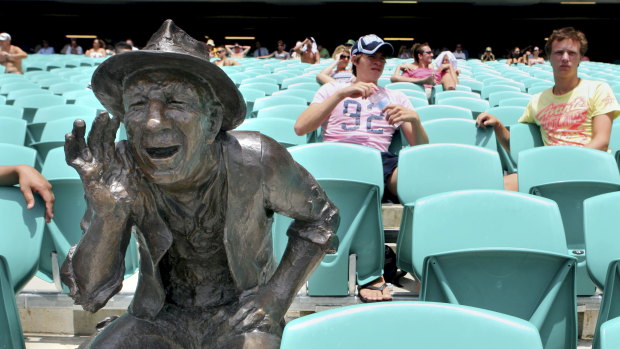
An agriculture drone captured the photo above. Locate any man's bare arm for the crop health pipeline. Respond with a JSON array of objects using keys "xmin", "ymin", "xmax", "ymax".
[{"xmin": 585, "ymin": 112, "xmax": 614, "ymax": 151}]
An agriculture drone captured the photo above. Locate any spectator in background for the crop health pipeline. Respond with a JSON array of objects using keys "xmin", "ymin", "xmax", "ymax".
[
  {"xmin": 391, "ymin": 42, "xmax": 456, "ymax": 96},
  {"xmin": 344, "ymin": 39, "xmax": 356, "ymax": 49},
  {"xmin": 225, "ymin": 43, "xmax": 251, "ymax": 58},
  {"xmin": 294, "ymin": 37, "xmax": 320, "ymax": 64},
  {"xmin": 453, "ymin": 43, "xmax": 468, "ymax": 59},
  {"xmin": 85, "ymin": 38, "xmax": 107, "ymax": 58},
  {"xmin": 318, "ymin": 44, "xmax": 330, "ymax": 59},
  {"xmin": 36, "ymin": 40, "xmax": 55, "ymax": 54},
  {"xmin": 481, "ymin": 46, "xmax": 495, "ymax": 62},
  {"xmin": 252, "ymin": 41, "xmax": 269, "ymax": 57},
  {"xmin": 316, "ymin": 47, "xmax": 353, "ymax": 84},
  {"xmin": 433, "ymin": 51, "xmax": 459, "ymax": 88},
  {"xmin": 477, "ymin": 27, "xmax": 620, "ymax": 191},
  {"xmin": 125, "ymin": 39, "xmax": 139, "ymax": 51},
  {"xmin": 257, "ymin": 41, "xmax": 290, "ymax": 60},
  {"xmin": 295, "ymin": 34, "xmax": 428, "ymax": 302},
  {"xmin": 0, "ymin": 165, "xmax": 54, "ymax": 223},
  {"xmin": 0, "ymin": 32, "xmax": 27, "ymax": 74},
  {"xmin": 397, "ymin": 45, "xmax": 410, "ymax": 59},
  {"xmin": 205, "ymin": 38, "xmax": 216, "ymax": 58},
  {"xmin": 213, "ymin": 46, "xmax": 240, "ymax": 66},
  {"xmin": 61, "ymin": 39, "xmax": 83, "ymax": 55},
  {"xmin": 507, "ymin": 46, "xmax": 526, "ymax": 65},
  {"xmin": 114, "ymin": 41, "xmax": 133, "ymax": 54},
  {"xmin": 528, "ymin": 46, "xmax": 545, "ymax": 65}
]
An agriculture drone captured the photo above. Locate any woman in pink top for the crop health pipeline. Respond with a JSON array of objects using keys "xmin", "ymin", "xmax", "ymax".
[{"xmin": 390, "ymin": 43, "xmax": 457, "ymax": 92}]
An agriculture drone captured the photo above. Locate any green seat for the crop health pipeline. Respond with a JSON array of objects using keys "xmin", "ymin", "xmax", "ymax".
[
  {"xmin": 0, "ymin": 186, "xmax": 46, "ymax": 293},
  {"xmin": 286, "ymin": 82, "xmax": 320, "ymax": 92},
  {"xmin": 0, "ymin": 256, "xmax": 26, "ymax": 349},
  {"xmin": 519, "ymin": 146, "xmax": 620, "ymax": 296},
  {"xmin": 239, "ymin": 76, "xmax": 278, "ymax": 86},
  {"xmin": 422, "ymin": 118, "xmax": 496, "ymax": 151},
  {"xmin": 251, "ymin": 95, "xmax": 306, "ymax": 116},
  {"xmin": 36, "ymin": 77, "xmax": 68, "ymax": 90},
  {"xmin": 48, "ymin": 82, "xmax": 85, "ymax": 95},
  {"xmin": 256, "ymin": 105, "xmax": 307, "ymax": 121},
  {"xmin": 238, "ymin": 82, "xmax": 279, "ymax": 96},
  {"xmin": 281, "ymin": 76, "xmax": 317, "ymax": 89},
  {"xmin": 609, "ymin": 123, "xmax": 620, "ymax": 173},
  {"xmin": 28, "ymin": 104, "xmax": 97, "ymax": 143},
  {"xmin": 499, "ymin": 97, "xmax": 532, "ymax": 107},
  {"xmin": 396, "ymin": 89, "xmax": 427, "ymax": 99},
  {"xmin": 434, "ymin": 90, "xmax": 481, "ymax": 104},
  {"xmin": 396, "ymin": 145, "xmax": 504, "ymax": 275},
  {"xmin": 410, "ymin": 190, "xmax": 576, "ymax": 349},
  {"xmin": 438, "ymin": 97, "xmax": 489, "ymax": 118},
  {"xmin": 6, "ymin": 89, "xmax": 51, "ymax": 104},
  {"xmin": 458, "ymin": 79, "xmax": 484, "ymax": 93},
  {"xmin": 272, "ymin": 143, "xmax": 384, "ymax": 296},
  {"xmin": 408, "ymin": 96, "xmax": 428, "ymax": 108},
  {"xmin": 13, "ymin": 94, "xmax": 66, "ymax": 123},
  {"xmin": 481, "ymin": 84, "xmax": 521, "ymax": 99},
  {"xmin": 485, "ymin": 106, "xmax": 525, "ymax": 127},
  {"xmin": 0, "ymin": 144, "xmax": 37, "ymax": 167},
  {"xmin": 583, "ymin": 192, "xmax": 620, "ymax": 349},
  {"xmin": 73, "ymin": 94, "xmax": 106, "ymax": 113},
  {"xmin": 385, "ymin": 82, "xmax": 425, "ymax": 94},
  {"xmin": 529, "ymin": 85, "xmax": 553, "ymax": 94},
  {"xmin": 600, "ymin": 317, "xmax": 620, "ymax": 349},
  {"xmin": 485, "ymin": 80, "xmax": 526, "ymax": 92},
  {"xmin": 488, "ymin": 91, "xmax": 531, "ymax": 107},
  {"xmin": 0, "ymin": 105, "xmax": 24, "ymax": 119},
  {"xmin": 31, "ymin": 115, "xmax": 96, "ymax": 164},
  {"xmin": 238, "ymin": 87, "xmax": 266, "ymax": 119},
  {"xmin": 62, "ymin": 89, "xmax": 94, "ymax": 104},
  {"xmin": 416, "ymin": 105, "xmax": 472, "ymax": 122},
  {"xmin": 0, "ymin": 117, "xmax": 27, "ymax": 146},
  {"xmin": 272, "ymin": 88, "xmax": 315, "ymax": 104},
  {"xmin": 38, "ymin": 148, "xmax": 140, "ymax": 290},
  {"xmin": 281, "ymin": 302, "xmax": 544, "ymax": 349},
  {"xmin": 0, "ymin": 82, "xmax": 39, "ymax": 96},
  {"xmin": 235, "ymin": 118, "xmax": 306, "ymax": 148}
]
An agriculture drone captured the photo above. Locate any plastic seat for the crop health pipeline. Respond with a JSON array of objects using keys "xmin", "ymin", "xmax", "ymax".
[
  {"xmin": 0, "ymin": 105, "xmax": 24, "ymax": 119},
  {"xmin": 48, "ymin": 82, "xmax": 86, "ymax": 95},
  {"xmin": 31, "ymin": 115, "xmax": 96, "ymax": 163},
  {"xmin": 256, "ymin": 105, "xmax": 307, "ymax": 121},
  {"xmin": 396, "ymin": 145, "xmax": 504, "ymax": 276},
  {"xmin": 0, "ymin": 144, "xmax": 37, "ymax": 167},
  {"xmin": 422, "ymin": 118, "xmax": 496, "ymax": 151},
  {"xmin": 396, "ymin": 89, "xmax": 427, "ymax": 100},
  {"xmin": 0, "ymin": 255, "xmax": 26, "ymax": 349},
  {"xmin": 0, "ymin": 117, "xmax": 27, "ymax": 146},
  {"xmin": 235, "ymin": 118, "xmax": 306, "ymax": 148},
  {"xmin": 488, "ymin": 91, "xmax": 531, "ymax": 107},
  {"xmin": 529, "ymin": 85, "xmax": 553, "ymax": 94},
  {"xmin": 407, "ymin": 190, "xmax": 576, "ymax": 349},
  {"xmin": 5, "ymin": 89, "xmax": 52, "ymax": 105},
  {"xmin": 438, "ymin": 97, "xmax": 489, "ymax": 118},
  {"xmin": 499, "ymin": 97, "xmax": 531, "ymax": 107},
  {"xmin": 408, "ymin": 96, "xmax": 429, "ymax": 108},
  {"xmin": 281, "ymin": 76, "xmax": 317, "ymax": 89},
  {"xmin": 416, "ymin": 105, "xmax": 472, "ymax": 122},
  {"xmin": 481, "ymin": 84, "xmax": 521, "ymax": 99},
  {"xmin": 507, "ymin": 123, "xmax": 543, "ymax": 168},
  {"xmin": 28, "ymin": 104, "xmax": 97, "ymax": 144},
  {"xmin": 36, "ymin": 77, "xmax": 68, "ymax": 89},
  {"xmin": 272, "ymin": 88, "xmax": 315, "ymax": 104},
  {"xmin": 239, "ymin": 76, "xmax": 278, "ymax": 86},
  {"xmin": 519, "ymin": 146, "xmax": 620, "ymax": 296},
  {"xmin": 73, "ymin": 94, "xmax": 106, "ymax": 112},
  {"xmin": 62, "ymin": 89, "xmax": 94, "ymax": 104},
  {"xmin": 434, "ymin": 90, "xmax": 481, "ymax": 104},
  {"xmin": 286, "ymin": 82, "xmax": 321, "ymax": 92},
  {"xmin": 281, "ymin": 302, "xmax": 544, "ymax": 349},
  {"xmin": 12, "ymin": 94, "xmax": 66, "ymax": 123},
  {"xmin": 600, "ymin": 317, "xmax": 620, "ymax": 349},
  {"xmin": 37, "ymin": 148, "xmax": 140, "ymax": 291},
  {"xmin": 583, "ymin": 192, "xmax": 620, "ymax": 349},
  {"xmin": 251, "ymin": 95, "xmax": 307, "ymax": 115},
  {"xmin": 485, "ymin": 106, "xmax": 525, "ymax": 127},
  {"xmin": 458, "ymin": 79, "xmax": 484, "ymax": 93},
  {"xmin": 0, "ymin": 82, "xmax": 40, "ymax": 96},
  {"xmin": 610, "ymin": 123, "xmax": 620, "ymax": 173},
  {"xmin": 238, "ymin": 87, "xmax": 266, "ymax": 119},
  {"xmin": 272, "ymin": 143, "xmax": 385, "ymax": 296},
  {"xmin": 238, "ymin": 82, "xmax": 279, "ymax": 96},
  {"xmin": 385, "ymin": 82, "xmax": 426, "ymax": 94}
]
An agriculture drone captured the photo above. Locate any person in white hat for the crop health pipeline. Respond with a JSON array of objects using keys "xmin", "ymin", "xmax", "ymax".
[
  {"xmin": 61, "ymin": 20, "xmax": 338, "ymax": 348},
  {"xmin": 296, "ymin": 34, "xmax": 428, "ymax": 303},
  {"xmin": 0, "ymin": 32, "xmax": 28, "ymax": 74}
]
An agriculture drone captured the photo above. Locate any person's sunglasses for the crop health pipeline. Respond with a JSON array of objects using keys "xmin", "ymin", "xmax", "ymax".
[
  {"xmin": 424, "ymin": 50, "xmax": 433, "ymax": 54},
  {"xmin": 217, "ymin": 50, "xmax": 225, "ymax": 53},
  {"xmin": 339, "ymin": 54, "xmax": 350, "ymax": 60}
]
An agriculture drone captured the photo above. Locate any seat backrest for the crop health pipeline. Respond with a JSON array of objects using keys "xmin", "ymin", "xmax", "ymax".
[
  {"xmin": 281, "ymin": 302, "xmax": 544, "ymax": 349},
  {"xmin": 32, "ymin": 104, "xmax": 97, "ymax": 124},
  {"xmin": 508, "ymin": 123, "xmax": 543, "ymax": 165},
  {"xmin": 48, "ymin": 82, "xmax": 85, "ymax": 95},
  {"xmin": 0, "ymin": 185, "xmax": 46, "ymax": 293},
  {"xmin": 481, "ymin": 84, "xmax": 521, "ymax": 99},
  {"xmin": 385, "ymin": 82, "xmax": 425, "ymax": 93},
  {"xmin": 600, "ymin": 317, "xmax": 620, "ymax": 349},
  {"xmin": 438, "ymin": 97, "xmax": 489, "ymax": 117},
  {"xmin": 256, "ymin": 104, "xmax": 307, "ymax": 121},
  {"xmin": 272, "ymin": 88, "xmax": 315, "ymax": 104},
  {"xmin": 518, "ymin": 146, "xmax": 620, "ymax": 194},
  {"xmin": 0, "ymin": 144, "xmax": 37, "ymax": 167},
  {"xmin": 408, "ymin": 96, "xmax": 429, "ymax": 108},
  {"xmin": 0, "ymin": 255, "xmax": 26, "ymax": 349},
  {"xmin": 397, "ymin": 144, "xmax": 503, "ymax": 205},
  {"xmin": 280, "ymin": 76, "xmax": 316, "ymax": 89},
  {"xmin": 0, "ymin": 81, "xmax": 39, "ymax": 95},
  {"xmin": 235, "ymin": 118, "xmax": 306, "ymax": 147},
  {"xmin": 412, "ymin": 190, "xmax": 567, "ymax": 275},
  {"xmin": 584, "ymin": 191, "xmax": 620, "ymax": 289},
  {"xmin": 499, "ymin": 97, "xmax": 531, "ymax": 107},
  {"xmin": 485, "ymin": 106, "xmax": 526, "ymax": 127},
  {"xmin": 0, "ymin": 105, "xmax": 24, "ymax": 119},
  {"xmin": 416, "ymin": 105, "xmax": 472, "ymax": 122},
  {"xmin": 13, "ymin": 94, "xmax": 67, "ymax": 122},
  {"xmin": 434, "ymin": 90, "xmax": 481, "ymax": 104},
  {"xmin": 73, "ymin": 94, "xmax": 106, "ymax": 112},
  {"xmin": 488, "ymin": 91, "xmax": 531, "ymax": 107},
  {"xmin": 286, "ymin": 82, "xmax": 321, "ymax": 92},
  {"xmin": 6, "ymin": 88, "xmax": 51, "ymax": 102},
  {"xmin": 238, "ymin": 82, "xmax": 279, "ymax": 96},
  {"xmin": 0, "ymin": 117, "xmax": 27, "ymax": 146},
  {"xmin": 238, "ymin": 87, "xmax": 266, "ymax": 103},
  {"xmin": 252, "ymin": 95, "xmax": 307, "ymax": 112},
  {"xmin": 422, "ymin": 118, "xmax": 496, "ymax": 151}
]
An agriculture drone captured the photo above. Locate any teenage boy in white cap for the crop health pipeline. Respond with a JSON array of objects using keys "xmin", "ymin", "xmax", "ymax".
[
  {"xmin": 295, "ymin": 34, "xmax": 428, "ymax": 303},
  {"xmin": 0, "ymin": 32, "xmax": 28, "ymax": 74}
]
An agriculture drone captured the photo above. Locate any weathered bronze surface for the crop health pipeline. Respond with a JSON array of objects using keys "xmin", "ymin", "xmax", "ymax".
[{"xmin": 61, "ymin": 20, "xmax": 339, "ymax": 349}]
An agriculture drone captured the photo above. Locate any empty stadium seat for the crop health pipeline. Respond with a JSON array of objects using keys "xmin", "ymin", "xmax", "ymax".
[
  {"xmin": 235, "ymin": 118, "xmax": 306, "ymax": 147},
  {"xmin": 422, "ymin": 118, "xmax": 496, "ymax": 151},
  {"xmin": 416, "ymin": 105, "xmax": 472, "ymax": 122},
  {"xmin": 0, "ymin": 117, "xmax": 27, "ymax": 146}
]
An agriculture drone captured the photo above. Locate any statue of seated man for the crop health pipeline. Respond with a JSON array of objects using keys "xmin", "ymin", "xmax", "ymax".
[{"xmin": 61, "ymin": 20, "xmax": 339, "ymax": 349}]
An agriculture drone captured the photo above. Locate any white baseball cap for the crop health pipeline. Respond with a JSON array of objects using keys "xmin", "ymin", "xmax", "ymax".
[{"xmin": 0, "ymin": 33, "xmax": 11, "ymax": 41}]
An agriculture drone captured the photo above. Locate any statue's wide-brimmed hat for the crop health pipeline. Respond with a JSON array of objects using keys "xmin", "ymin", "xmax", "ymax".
[{"xmin": 91, "ymin": 20, "xmax": 245, "ymax": 131}]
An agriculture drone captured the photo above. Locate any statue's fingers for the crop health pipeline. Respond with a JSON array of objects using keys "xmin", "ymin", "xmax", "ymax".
[
  {"xmin": 65, "ymin": 120, "xmax": 90, "ymax": 166},
  {"xmin": 87, "ymin": 112, "xmax": 110, "ymax": 161},
  {"xmin": 102, "ymin": 114, "xmax": 121, "ymax": 162}
]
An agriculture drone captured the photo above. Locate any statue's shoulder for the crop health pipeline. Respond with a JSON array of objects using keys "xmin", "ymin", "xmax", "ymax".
[{"xmin": 223, "ymin": 130, "xmax": 287, "ymax": 158}]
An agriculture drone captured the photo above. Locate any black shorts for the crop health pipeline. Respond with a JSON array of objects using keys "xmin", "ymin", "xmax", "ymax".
[{"xmin": 381, "ymin": 152, "xmax": 400, "ymax": 203}]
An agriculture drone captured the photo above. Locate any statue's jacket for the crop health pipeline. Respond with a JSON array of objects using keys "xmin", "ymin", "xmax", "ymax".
[{"xmin": 61, "ymin": 131, "xmax": 339, "ymax": 319}]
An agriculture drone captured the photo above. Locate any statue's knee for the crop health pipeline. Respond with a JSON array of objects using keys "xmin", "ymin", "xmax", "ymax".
[{"xmin": 220, "ymin": 332, "xmax": 281, "ymax": 349}]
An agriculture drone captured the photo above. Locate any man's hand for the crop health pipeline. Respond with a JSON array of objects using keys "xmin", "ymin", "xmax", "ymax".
[
  {"xmin": 384, "ymin": 105, "xmax": 421, "ymax": 126},
  {"xmin": 339, "ymin": 81, "xmax": 378, "ymax": 99},
  {"xmin": 65, "ymin": 112, "xmax": 137, "ymax": 215},
  {"xmin": 476, "ymin": 112, "xmax": 501, "ymax": 129},
  {"xmin": 228, "ymin": 287, "xmax": 282, "ymax": 334},
  {"xmin": 16, "ymin": 165, "xmax": 55, "ymax": 223}
]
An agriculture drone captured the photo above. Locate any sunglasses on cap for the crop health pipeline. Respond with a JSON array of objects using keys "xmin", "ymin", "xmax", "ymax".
[{"xmin": 339, "ymin": 54, "xmax": 350, "ymax": 59}]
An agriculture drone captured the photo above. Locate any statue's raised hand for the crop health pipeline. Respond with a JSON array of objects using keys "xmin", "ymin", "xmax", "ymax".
[{"xmin": 65, "ymin": 112, "xmax": 136, "ymax": 215}]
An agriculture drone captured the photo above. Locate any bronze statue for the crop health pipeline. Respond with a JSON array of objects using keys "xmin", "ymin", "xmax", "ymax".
[{"xmin": 61, "ymin": 20, "xmax": 339, "ymax": 348}]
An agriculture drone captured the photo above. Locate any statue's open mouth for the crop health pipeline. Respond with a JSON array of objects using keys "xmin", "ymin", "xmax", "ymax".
[{"xmin": 146, "ymin": 146, "xmax": 180, "ymax": 159}]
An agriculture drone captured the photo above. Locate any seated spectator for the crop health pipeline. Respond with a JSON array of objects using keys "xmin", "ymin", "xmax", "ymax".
[
  {"xmin": 397, "ymin": 45, "xmax": 410, "ymax": 59},
  {"xmin": 0, "ymin": 32, "xmax": 27, "ymax": 74},
  {"xmin": 477, "ymin": 27, "xmax": 620, "ymax": 191},
  {"xmin": 114, "ymin": 41, "xmax": 133, "ymax": 54},
  {"xmin": 296, "ymin": 35, "xmax": 428, "ymax": 302},
  {"xmin": 433, "ymin": 51, "xmax": 459, "ymax": 89},
  {"xmin": 205, "ymin": 39, "xmax": 216, "ymax": 58},
  {"xmin": 125, "ymin": 39, "xmax": 139, "ymax": 51},
  {"xmin": 252, "ymin": 41, "xmax": 269, "ymax": 57},
  {"xmin": 316, "ymin": 47, "xmax": 353, "ymax": 84},
  {"xmin": 213, "ymin": 46, "xmax": 240, "ymax": 66},
  {"xmin": 480, "ymin": 46, "xmax": 495, "ymax": 62},
  {"xmin": 318, "ymin": 44, "xmax": 330, "ymax": 59},
  {"xmin": 453, "ymin": 43, "xmax": 468, "ymax": 59},
  {"xmin": 61, "ymin": 39, "xmax": 83, "ymax": 55},
  {"xmin": 225, "ymin": 43, "xmax": 250, "ymax": 59},
  {"xmin": 258, "ymin": 41, "xmax": 290, "ymax": 60},
  {"xmin": 0, "ymin": 165, "xmax": 54, "ymax": 223},
  {"xmin": 506, "ymin": 46, "xmax": 526, "ymax": 65},
  {"xmin": 36, "ymin": 40, "xmax": 55, "ymax": 54},
  {"xmin": 528, "ymin": 46, "xmax": 545, "ymax": 65},
  {"xmin": 293, "ymin": 37, "xmax": 320, "ymax": 64},
  {"xmin": 85, "ymin": 39, "xmax": 107, "ymax": 58},
  {"xmin": 391, "ymin": 42, "xmax": 456, "ymax": 94}
]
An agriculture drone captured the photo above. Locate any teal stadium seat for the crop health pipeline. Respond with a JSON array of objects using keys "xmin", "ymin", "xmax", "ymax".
[
  {"xmin": 485, "ymin": 106, "xmax": 526, "ymax": 127},
  {"xmin": 0, "ymin": 82, "xmax": 39, "ymax": 96},
  {"xmin": 272, "ymin": 89, "xmax": 315, "ymax": 104},
  {"xmin": 410, "ymin": 190, "xmax": 576, "ymax": 349},
  {"xmin": 0, "ymin": 105, "xmax": 24, "ymax": 119},
  {"xmin": 422, "ymin": 118, "xmax": 496, "ymax": 151},
  {"xmin": 600, "ymin": 317, "xmax": 620, "ymax": 349},
  {"xmin": 408, "ymin": 96, "xmax": 429, "ymax": 108},
  {"xmin": 28, "ymin": 104, "xmax": 97, "ymax": 143},
  {"xmin": 48, "ymin": 82, "xmax": 86, "ymax": 95},
  {"xmin": 235, "ymin": 118, "xmax": 306, "ymax": 148},
  {"xmin": 238, "ymin": 87, "xmax": 266, "ymax": 119},
  {"xmin": 507, "ymin": 123, "xmax": 544, "ymax": 168},
  {"xmin": 6, "ymin": 89, "xmax": 51, "ymax": 105},
  {"xmin": 73, "ymin": 94, "xmax": 106, "ymax": 112},
  {"xmin": 251, "ymin": 95, "xmax": 307, "ymax": 116},
  {"xmin": 434, "ymin": 90, "xmax": 481, "ymax": 104},
  {"xmin": 256, "ymin": 105, "xmax": 307, "ymax": 121},
  {"xmin": 0, "ymin": 144, "xmax": 37, "ymax": 167},
  {"xmin": 499, "ymin": 97, "xmax": 532, "ymax": 107},
  {"xmin": 272, "ymin": 143, "xmax": 385, "ymax": 296},
  {"xmin": 519, "ymin": 146, "xmax": 620, "ymax": 296},
  {"xmin": 438, "ymin": 97, "xmax": 489, "ymax": 118},
  {"xmin": 238, "ymin": 82, "xmax": 279, "ymax": 96},
  {"xmin": 0, "ymin": 255, "xmax": 26, "ymax": 349},
  {"xmin": 481, "ymin": 84, "xmax": 521, "ymax": 99},
  {"xmin": 281, "ymin": 302, "xmax": 544, "ymax": 349},
  {"xmin": 458, "ymin": 79, "xmax": 484, "ymax": 93},
  {"xmin": 385, "ymin": 82, "xmax": 425, "ymax": 94},
  {"xmin": 488, "ymin": 91, "xmax": 531, "ymax": 107},
  {"xmin": 0, "ymin": 117, "xmax": 27, "ymax": 146},
  {"xmin": 286, "ymin": 82, "xmax": 321, "ymax": 92},
  {"xmin": 396, "ymin": 89, "xmax": 427, "ymax": 100},
  {"xmin": 13, "ymin": 94, "xmax": 66, "ymax": 123},
  {"xmin": 584, "ymin": 192, "xmax": 620, "ymax": 349},
  {"xmin": 31, "ymin": 115, "xmax": 96, "ymax": 163},
  {"xmin": 416, "ymin": 105, "xmax": 472, "ymax": 122}
]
